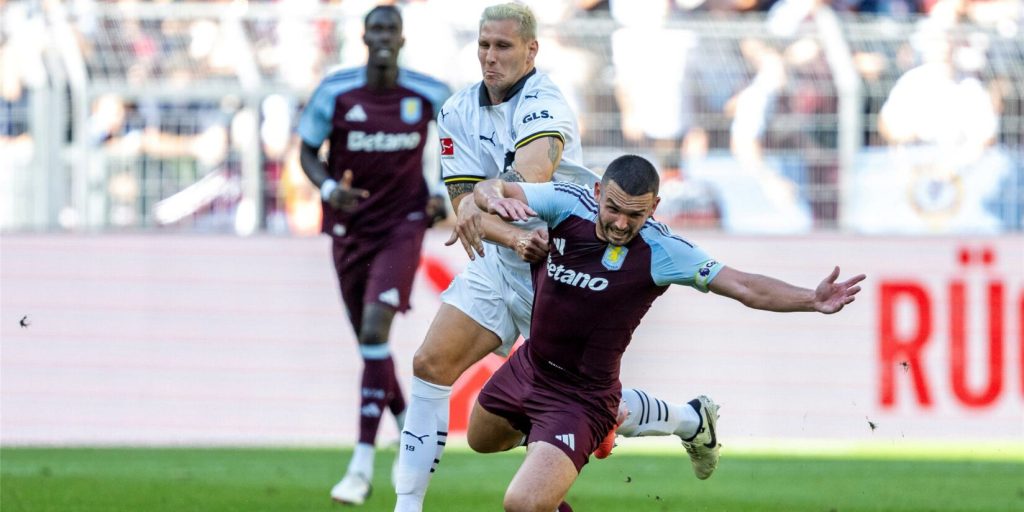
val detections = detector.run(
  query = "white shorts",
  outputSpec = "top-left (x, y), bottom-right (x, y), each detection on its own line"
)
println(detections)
top-left (440, 252), bottom-right (533, 356)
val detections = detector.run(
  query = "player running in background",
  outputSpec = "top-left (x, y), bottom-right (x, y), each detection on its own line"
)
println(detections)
top-left (465, 155), bottom-right (866, 511)
top-left (394, 5), bottom-right (713, 511)
top-left (296, 5), bottom-right (450, 505)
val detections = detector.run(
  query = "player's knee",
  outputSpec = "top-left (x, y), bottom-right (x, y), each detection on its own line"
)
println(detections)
top-left (503, 489), bottom-right (555, 512)
top-left (359, 306), bottom-right (394, 345)
top-left (412, 345), bottom-right (453, 384)
top-left (465, 430), bottom-right (490, 453)
top-left (466, 428), bottom-right (509, 454)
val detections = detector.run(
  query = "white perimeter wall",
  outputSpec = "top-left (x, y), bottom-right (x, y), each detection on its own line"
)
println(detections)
top-left (1, 231), bottom-right (1021, 446)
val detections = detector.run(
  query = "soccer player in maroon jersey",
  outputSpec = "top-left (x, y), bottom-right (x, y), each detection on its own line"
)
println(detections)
top-left (296, 5), bottom-right (450, 505)
top-left (463, 155), bottom-right (865, 511)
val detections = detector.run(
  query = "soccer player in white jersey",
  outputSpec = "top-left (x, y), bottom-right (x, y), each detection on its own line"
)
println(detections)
top-left (394, 4), bottom-right (716, 511)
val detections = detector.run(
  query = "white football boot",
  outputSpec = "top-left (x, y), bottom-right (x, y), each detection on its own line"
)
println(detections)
top-left (681, 395), bottom-right (721, 480)
top-left (330, 472), bottom-right (372, 505)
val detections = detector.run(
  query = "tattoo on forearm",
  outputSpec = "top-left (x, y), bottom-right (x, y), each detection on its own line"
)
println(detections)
top-left (498, 169), bottom-right (526, 183)
top-left (446, 182), bottom-right (475, 204)
top-left (547, 137), bottom-right (562, 167)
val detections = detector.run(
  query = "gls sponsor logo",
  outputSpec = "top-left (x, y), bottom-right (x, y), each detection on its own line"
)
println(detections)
top-left (546, 254), bottom-right (608, 291)
top-left (347, 131), bottom-right (421, 152)
top-left (522, 110), bottom-right (552, 124)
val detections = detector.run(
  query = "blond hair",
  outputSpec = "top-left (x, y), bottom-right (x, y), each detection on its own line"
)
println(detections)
top-left (480, 3), bottom-right (537, 41)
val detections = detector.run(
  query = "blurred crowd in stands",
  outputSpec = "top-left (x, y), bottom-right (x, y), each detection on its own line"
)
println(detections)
top-left (1, 0), bottom-right (1021, 233)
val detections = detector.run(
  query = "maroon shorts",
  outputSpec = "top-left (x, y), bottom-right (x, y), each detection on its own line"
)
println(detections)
top-left (477, 343), bottom-right (620, 472)
top-left (331, 215), bottom-right (428, 335)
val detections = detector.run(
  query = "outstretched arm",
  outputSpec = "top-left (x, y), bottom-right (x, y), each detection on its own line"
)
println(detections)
top-left (708, 266), bottom-right (865, 314)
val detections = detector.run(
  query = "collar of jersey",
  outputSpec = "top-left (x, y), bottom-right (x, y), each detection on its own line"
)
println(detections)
top-left (478, 68), bottom-right (537, 107)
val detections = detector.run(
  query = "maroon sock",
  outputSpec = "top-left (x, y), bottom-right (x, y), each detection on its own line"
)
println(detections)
top-left (388, 363), bottom-right (406, 418)
top-left (557, 501), bottom-right (574, 512)
top-left (358, 356), bottom-right (396, 445)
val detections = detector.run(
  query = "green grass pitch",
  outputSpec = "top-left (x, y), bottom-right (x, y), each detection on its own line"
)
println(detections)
top-left (2, 446), bottom-right (1022, 511)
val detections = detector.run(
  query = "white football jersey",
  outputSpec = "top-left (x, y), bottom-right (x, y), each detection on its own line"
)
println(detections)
top-left (438, 69), bottom-right (599, 300)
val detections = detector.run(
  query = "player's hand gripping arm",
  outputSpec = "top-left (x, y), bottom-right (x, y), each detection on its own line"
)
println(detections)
top-left (444, 183), bottom-right (548, 263)
top-left (299, 142), bottom-right (369, 213)
top-left (444, 136), bottom-right (562, 262)
top-left (708, 266), bottom-right (866, 314)
top-left (473, 179), bottom-right (534, 221)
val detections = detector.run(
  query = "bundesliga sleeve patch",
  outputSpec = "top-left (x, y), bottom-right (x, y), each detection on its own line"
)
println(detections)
top-left (440, 137), bottom-right (454, 158)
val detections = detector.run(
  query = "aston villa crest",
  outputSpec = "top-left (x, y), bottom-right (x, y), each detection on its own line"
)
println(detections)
top-left (601, 244), bottom-right (628, 271)
top-left (401, 97), bottom-right (422, 124)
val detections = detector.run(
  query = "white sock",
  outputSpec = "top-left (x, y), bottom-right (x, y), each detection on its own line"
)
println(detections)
top-left (347, 443), bottom-right (375, 479)
top-left (394, 377), bottom-right (451, 512)
top-left (617, 388), bottom-right (700, 439)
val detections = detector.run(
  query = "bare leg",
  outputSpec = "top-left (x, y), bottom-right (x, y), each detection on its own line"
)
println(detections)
top-left (466, 400), bottom-right (524, 454)
top-left (504, 442), bottom-right (578, 512)
top-left (413, 304), bottom-right (502, 386)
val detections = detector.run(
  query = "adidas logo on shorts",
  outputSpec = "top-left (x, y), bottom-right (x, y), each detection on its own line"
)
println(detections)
top-left (555, 433), bottom-right (575, 451)
top-left (379, 288), bottom-right (400, 307)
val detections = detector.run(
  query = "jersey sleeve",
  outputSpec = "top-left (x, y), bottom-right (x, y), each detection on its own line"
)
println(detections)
top-left (519, 181), bottom-right (593, 229)
top-left (297, 79), bottom-right (339, 148)
top-left (512, 88), bottom-right (576, 150)
top-left (439, 95), bottom-right (486, 187)
top-left (646, 226), bottom-right (724, 292)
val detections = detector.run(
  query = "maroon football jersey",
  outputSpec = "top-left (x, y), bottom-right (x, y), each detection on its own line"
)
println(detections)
top-left (529, 215), bottom-right (669, 389)
top-left (299, 68), bottom-right (450, 237)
